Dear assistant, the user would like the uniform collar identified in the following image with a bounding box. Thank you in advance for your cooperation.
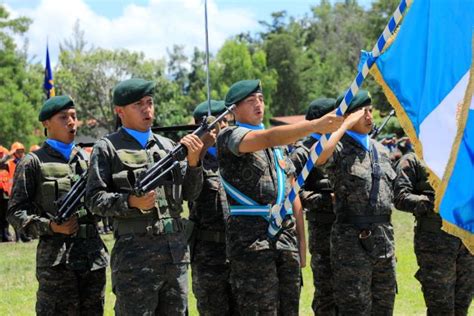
[119,127,155,149]
[45,139,76,161]
[122,127,152,149]
[345,131,370,152]
[236,121,265,130]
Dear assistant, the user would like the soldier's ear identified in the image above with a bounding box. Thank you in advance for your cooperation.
[115,106,124,120]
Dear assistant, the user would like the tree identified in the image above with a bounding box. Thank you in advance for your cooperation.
[212,39,277,120]
[293,0,370,107]
[264,32,303,116]
[0,5,43,148]
[56,24,180,136]
[167,45,189,95]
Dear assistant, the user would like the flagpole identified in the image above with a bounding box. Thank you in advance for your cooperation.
[268,0,412,238]
[204,0,212,117]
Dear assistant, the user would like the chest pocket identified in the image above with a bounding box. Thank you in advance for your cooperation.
[39,163,72,215]
[113,149,149,191]
[348,163,371,181]
[240,152,267,187]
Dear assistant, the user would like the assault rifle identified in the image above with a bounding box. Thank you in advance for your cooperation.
[371,109,395,139]
[132,104,236,196]
[53,170,88,224]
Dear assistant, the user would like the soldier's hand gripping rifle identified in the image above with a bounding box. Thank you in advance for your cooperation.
[132,104,235,197]
[53,170,88,224]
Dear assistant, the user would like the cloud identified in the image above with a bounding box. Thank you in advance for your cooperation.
[6,0,258,64]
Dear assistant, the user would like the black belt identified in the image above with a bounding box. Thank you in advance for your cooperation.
[196,229,226,243]
[42,224,99,239]
[337,215,391,225]
[306,211,335,223]
[114,218,184,236]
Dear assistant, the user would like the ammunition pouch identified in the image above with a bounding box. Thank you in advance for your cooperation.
[75,224,99,239]
[196,229,226,243]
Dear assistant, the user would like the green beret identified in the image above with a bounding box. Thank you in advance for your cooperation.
[113,78,155,106]
[38,95,74,121]
[305,98,336,120]
[225,79,262,106]
[193,100,226,121]
[336,90,372,113]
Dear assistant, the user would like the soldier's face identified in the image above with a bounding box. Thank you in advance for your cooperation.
[116,96,154,132]
[349,106,373,134]
[14,149,25,159]
[234,93,265,125]
[42,108,77,144]
[218,114,232,129]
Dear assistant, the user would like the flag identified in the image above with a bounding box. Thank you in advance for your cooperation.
[370,0,474,252]
[43,45,55,99]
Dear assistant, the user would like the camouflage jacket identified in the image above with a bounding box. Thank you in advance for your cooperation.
[189,151,229,265]
[7,143,108,270]
[290,137,334,217]
[394,152,439,219]
[322,134,396,218]
[217,126,298,258]
[85,128,203,220]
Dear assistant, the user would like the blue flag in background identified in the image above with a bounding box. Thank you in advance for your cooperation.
[43,45,55,99]
[371,0,474,252]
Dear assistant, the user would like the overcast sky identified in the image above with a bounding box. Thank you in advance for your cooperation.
[3,0,374,65]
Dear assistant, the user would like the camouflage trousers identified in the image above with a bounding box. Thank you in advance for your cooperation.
[414,229,474,316]
[331,225,396,315]
[111,235,188,316]
[36,264,105,316]
[230,249,301,316]
[307,220,336,315]
[191,262,237,316]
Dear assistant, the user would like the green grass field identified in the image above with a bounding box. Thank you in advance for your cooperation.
[0,211,470,315]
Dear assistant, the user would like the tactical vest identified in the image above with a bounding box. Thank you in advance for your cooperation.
[105,132,183,219]
[31,147,89,220]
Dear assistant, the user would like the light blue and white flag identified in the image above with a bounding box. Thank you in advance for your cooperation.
[371,0,474,251]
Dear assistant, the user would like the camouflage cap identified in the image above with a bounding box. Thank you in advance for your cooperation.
[193,100,227,121]
[305,98,336,120]
[113,78,155,106]
[38,95,75,121]
[336,90,372,114]
[225,79,262,106]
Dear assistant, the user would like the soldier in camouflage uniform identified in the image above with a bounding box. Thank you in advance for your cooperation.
[7,96,108,315]
[85,78,203,315]
[189,100,238,316]
[394,152,474,315]
[318,90,397,315]
[217,79,342,315]
[290,98,337,315]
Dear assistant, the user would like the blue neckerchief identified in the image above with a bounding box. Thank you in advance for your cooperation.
[207,146,217,158]
[346,130,370,152]
[311,133,321,141]
[236,121,265,130]
[123,127,151,149]
[46,139,75,161]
